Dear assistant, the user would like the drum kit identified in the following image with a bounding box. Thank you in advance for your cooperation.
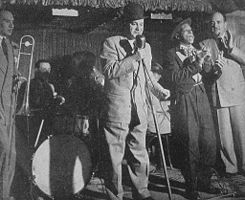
[15,35,94,200]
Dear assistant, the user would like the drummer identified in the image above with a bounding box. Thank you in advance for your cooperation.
[62,51,104,136]
[147,61,171,170]
[61,51,105,168]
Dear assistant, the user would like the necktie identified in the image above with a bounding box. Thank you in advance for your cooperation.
[217,37,227,53]
[1,37,8,60]
[130,41,140,128]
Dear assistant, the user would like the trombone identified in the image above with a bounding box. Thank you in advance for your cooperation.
[16,35,35,116]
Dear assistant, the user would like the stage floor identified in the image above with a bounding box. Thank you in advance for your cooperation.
[76,167,245,200]
[11,166,245,200]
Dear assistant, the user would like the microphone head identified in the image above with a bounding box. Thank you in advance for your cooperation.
[135,35,146,49]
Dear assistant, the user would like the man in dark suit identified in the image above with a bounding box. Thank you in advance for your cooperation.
[0,9,17,200]
[163,18,219,200]
[100,3,169,200]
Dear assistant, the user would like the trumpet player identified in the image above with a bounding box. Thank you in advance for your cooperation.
[0,9,17,200]
[200,12,245,177]
[163,18,220,200]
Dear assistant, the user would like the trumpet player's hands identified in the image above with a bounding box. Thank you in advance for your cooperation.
[215,51,225,71]
[225,30,234,52]
[196,47,211,66]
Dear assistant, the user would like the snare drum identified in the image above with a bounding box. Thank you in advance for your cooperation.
[32,134,92,199]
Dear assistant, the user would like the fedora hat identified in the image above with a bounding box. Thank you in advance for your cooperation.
[123,3,147,22]
[170,18,192,40]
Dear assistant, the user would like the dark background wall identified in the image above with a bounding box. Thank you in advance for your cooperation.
[11,10,210,84]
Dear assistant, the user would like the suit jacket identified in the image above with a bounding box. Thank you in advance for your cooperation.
[0,37,18,199]
[100,35,166,124]
[200,36,245,107]
[0,37,17,125]
[163,47,204,104]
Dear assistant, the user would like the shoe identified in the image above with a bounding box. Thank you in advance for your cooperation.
[142,197,154,200]
[223,172,238,178]
[200,186,221,194]
[185,191,201,200]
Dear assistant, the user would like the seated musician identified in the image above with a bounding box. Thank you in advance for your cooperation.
[17,59,65,122]
[147,62,170,134]
[16,59,65,151]
[60,51,104,137]
[147,62,171,170]
[32,60,64,110]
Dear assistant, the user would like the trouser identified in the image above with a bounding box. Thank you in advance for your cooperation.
[174,86,216,191]
[0,122,16,200]
[101,119,150,200]
[216,104,245,173]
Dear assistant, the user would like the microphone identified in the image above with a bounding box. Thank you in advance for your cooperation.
[135,35,146,49]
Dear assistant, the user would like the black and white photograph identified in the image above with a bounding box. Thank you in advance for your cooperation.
[1,0,245,200]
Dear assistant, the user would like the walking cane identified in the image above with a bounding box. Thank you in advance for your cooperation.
[136,35,172,200]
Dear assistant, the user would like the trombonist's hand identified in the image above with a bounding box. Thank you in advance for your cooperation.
[12,74,27,93]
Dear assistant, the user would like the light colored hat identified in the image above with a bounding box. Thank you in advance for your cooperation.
[171,18,192,40]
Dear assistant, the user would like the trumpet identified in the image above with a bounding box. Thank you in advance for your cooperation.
[16,35,35,116]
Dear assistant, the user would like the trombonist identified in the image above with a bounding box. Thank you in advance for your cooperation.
[0,9,19,200]
[163,18,220,200]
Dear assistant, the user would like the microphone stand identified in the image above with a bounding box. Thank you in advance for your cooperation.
[141,59,173,200]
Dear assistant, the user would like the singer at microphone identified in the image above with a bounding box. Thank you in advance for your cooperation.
[100,3,170,200]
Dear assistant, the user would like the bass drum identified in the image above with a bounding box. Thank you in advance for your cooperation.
[32,134,92,199]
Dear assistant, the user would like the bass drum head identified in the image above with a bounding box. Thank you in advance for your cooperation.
[32,134,92,198]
